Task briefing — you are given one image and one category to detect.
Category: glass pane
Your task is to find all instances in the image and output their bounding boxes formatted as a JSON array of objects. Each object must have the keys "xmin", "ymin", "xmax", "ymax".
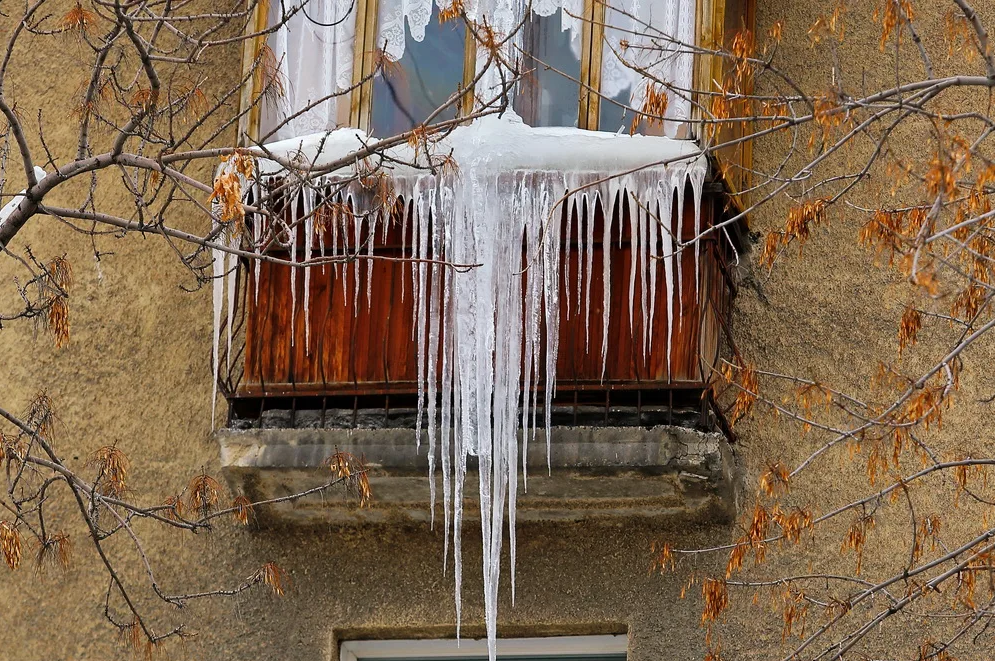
[
  {"xmin": 371, "ymin": 8, "xmax": 466, "ymax": 137},
  {"xmin": 598, "ymin": 88, "xmax": 633, "ymax": 135},
  {"xmin": 515, "ymin": 10, "xmax": 582, "ymax": 128},
  {"xmin": 375, "ymin": 657, "xmax": 624, "ymax": 661},
  {"xmin": 599, "ymin": 3, "xmax": 680, "ymax": 136}
]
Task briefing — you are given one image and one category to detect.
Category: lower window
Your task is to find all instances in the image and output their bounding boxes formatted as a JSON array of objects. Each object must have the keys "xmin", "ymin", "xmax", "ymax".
[{"xmin": 340, "ymin": 635, "xmax": 627, "ymax": 661}]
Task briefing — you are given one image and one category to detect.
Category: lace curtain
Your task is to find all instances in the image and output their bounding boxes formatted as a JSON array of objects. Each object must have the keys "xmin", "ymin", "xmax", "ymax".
[
  {"xmin": 377, "ymin": 0, "xmax": 693, "ymax": 136},
  {"xmin": 260, "ymin": 0, "xmax": 695, "ymax": 140},
  {"xmin": 258, "ymin": 0, "xmax": 357, "ymax": 141},
  {"xmin": 602, "ymin": 1, "xmax": 695, "ymax": 137}
]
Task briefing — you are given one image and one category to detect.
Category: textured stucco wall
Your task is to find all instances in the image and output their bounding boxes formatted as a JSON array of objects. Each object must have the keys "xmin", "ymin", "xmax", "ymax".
[
  {"xmin": 2, "ymin": 1, "xmax": 995, "ymax": 660},
  {"xmin": 715, "ymin": 0, "xmax": 995, "ymax": 658}
]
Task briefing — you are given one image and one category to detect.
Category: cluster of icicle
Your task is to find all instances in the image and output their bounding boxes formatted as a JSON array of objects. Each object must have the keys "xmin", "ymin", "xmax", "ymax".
[{"xmin": 211, "ymin": 117, "xmax": 706, "ymax": 660}]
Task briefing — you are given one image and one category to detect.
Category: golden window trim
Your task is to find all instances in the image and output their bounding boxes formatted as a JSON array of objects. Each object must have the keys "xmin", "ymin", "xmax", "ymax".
[
  {"xmin": 237, "ymin": 0, "xmax": 754, "ymax": 144},
  {"xmin": 349, "ymin": 0, "xmax": 378, "ymax": 131},
  {"xmin": 238, "ymin": 0, "xmax": 272, "ymax": 146},
  {"xmin": 693, "ymin": 0, "xmax": 756, "ymax": 208},
  {"xmin": 577, "ymin": 0, "xmax": 604, "ymax": 130}
]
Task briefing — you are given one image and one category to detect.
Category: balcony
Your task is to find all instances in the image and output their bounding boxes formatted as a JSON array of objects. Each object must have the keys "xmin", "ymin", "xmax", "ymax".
[{"xmin": 215, "ymin": 113, "xmax": 745, "ymax": 525}]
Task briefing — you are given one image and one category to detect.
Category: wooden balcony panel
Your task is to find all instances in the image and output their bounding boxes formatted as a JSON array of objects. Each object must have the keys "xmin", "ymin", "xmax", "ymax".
[{"xmin": 239, "ymin": 191, "xmax": 729, "ymax": 398}]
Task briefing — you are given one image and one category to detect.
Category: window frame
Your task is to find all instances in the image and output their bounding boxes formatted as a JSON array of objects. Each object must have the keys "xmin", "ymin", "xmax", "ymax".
[
  {"xmin": 348, "ymin": 0, "xmax": 604, "ymax": 133},
  {"xmin": 693, "ymin": 0, "xmax": 757, "ymax": 205},
  {"xmin": 238, "ymin": 0, "xmax": 756, "ymax": 147},
  {"xmin": 339, "ymin": 635, "xmax": 628, "ymax": 661}
]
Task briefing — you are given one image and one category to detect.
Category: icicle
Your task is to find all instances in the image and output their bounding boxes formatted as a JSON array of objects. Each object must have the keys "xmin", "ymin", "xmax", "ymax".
[
  {"xmin": 400, "ymin": 190, "xmax": 410, "ymax": 303},
  {"xmin": 562, "ymin": 193, "xmax": 573, "ymax": 322},
  {"xmin": 303, "ymin": 190, "xmax": 314, "ymax": 351},
  {"xmin": 638, "ymin": 186, "xmax": 655, "ymax": 356},
  {"xmin": 289, "ymin": 192, "xmax": 299, "ymax": 346},
  {"xmin": 330, "ymin": 195, "xmax": 340, "ymax": 281},
  {"xmin": 252, "ymin": 180, "xmax": 262, "ymax": 306},
  {"xmin": 647, "ymin": 191, "xmax": 658, "ymax": 355},
  {"xmin": 426, "ymin": 178, "xmax": 442, "ymax": 529},
  {"xmin": 340, "ymin": 199, "xmax": 349, "ymax": 307},
  {"xmin": 575, "ymin": 197, "xmax": 583, "ymax": 315},
  {"xmin": 366, "ymin": 211, "xmax": 376, "ymax": 309},
  {"xmin": 675, "ymin": 171, "xmax": 688, "ymax": 370},
  {"xmin": 410, "ymin": 203, "xmax": 420, "ymax": 332},
  {"xmin": 440, "ymin": 178, "xmax": 456, "ymax": 572},
  {"xmin": 600, "ymin": 181, "xmax": 616, "ymax": 380},
  {"xmin": 415, "ymin": 177, "xmax": 432, "ymax": 454},
  {"xmin": 318, "ymin": 186, "xmax": 327, "ymax": 278},
  {"xmin": 542, "ymin": 175, "xmax": 563, "ymax": 475},
  {"xmin": 584, "ymin": 188, "xmax": 595, "ymax": 353},
  {"xmin": 211, "ymin": 229, "xmax": 223, "ymax": 427},
  {"xmin": 520, "ymin": 174, "xmax": 541, "ymax": 490},
  {"xmin": 690, "ymin": 164, "xmax": 706, "ymax": 304},
  {"xmin": 225, "ymin": 243, "xmax": 236, "ymax": 373},
  {"xmin": 675, "ymin": 174, "xmax": 684, "ymax": 323},
  {"xmin": 453, "ymin": 360, "xmax": 465, "ymax": 641},
  {"xmin": 627, "ymin": 185, "xmax": 638, "ymax": 336},
  {"xmin": 661, "ymin": 178, "xmax": 675, "ymax": 381},
  {"xmin": 353, "ymin": 210, "xmax": 362, "ymax": 310}
]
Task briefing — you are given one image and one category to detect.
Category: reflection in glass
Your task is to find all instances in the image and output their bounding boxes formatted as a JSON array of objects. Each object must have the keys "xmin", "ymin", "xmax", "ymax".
[
  {"xmin": 598, "ymin": 89, "xmax": 634, "ymax": 134},
  {"xmin": 515, "ymin": 10, "xmax": 581, "ymax": 128},
  {"xmin": 371, "ymin": 9, "xmax": 466, "ymax": 137}
]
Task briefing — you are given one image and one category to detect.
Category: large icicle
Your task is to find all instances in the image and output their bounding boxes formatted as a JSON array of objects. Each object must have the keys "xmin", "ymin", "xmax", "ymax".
[
  {"xmin": 210, "ymin": 233, "xmax": 223, "ymax": 426},
  {"xmin": 600, "ymin": 181, "xmax": 617, "ymax": 379},
  {"xmin": 289, "ymin": 196, "xmax": 299, "ymax": 346},
  {"xmin": 238, "ymin": 114, "xmax": 709, "ymax": 661}
]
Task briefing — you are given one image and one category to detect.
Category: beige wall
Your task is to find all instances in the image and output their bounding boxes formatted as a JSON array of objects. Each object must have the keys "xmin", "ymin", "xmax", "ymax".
[{"xmin": 2, "ymin": 1, "xmax": 995, "ymax": 660}]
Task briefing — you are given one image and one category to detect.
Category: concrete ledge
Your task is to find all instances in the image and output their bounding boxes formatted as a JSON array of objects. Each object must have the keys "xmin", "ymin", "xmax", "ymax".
[{"xmin": 217, "ymin": 425, "xmax": 737, "ymax": 525}]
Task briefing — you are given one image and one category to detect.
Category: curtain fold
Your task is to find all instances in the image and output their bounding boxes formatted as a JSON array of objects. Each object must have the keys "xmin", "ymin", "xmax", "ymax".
[{"xmin": 259, "ymin": 0, "xmax": 357, "ymax": 141}]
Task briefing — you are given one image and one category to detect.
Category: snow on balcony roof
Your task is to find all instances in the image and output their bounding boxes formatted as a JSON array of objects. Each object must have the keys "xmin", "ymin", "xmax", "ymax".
[{"xmin": 251, "ymin": 111, "xmax": 706, "ymax": 178}]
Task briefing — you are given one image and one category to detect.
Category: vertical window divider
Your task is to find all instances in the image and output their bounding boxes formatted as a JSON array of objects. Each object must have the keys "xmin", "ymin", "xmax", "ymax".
[
  {"xmin": 693, "ymin": 0, "xmax": 729, "ymax": 144},
  {"xmin": 461, "ymin": 26, "xmax": 477, "ymax": 119},
  {"xmin": 350, "ymin": 0, "xmax": 379, "ymax": 132},
  {"xmin": 239, "ymin": 0, "xmax": 271, "ymax": 145},
  {"xmin": 578, "ymin": 0, "xmax": 605, "ymax": 130}
]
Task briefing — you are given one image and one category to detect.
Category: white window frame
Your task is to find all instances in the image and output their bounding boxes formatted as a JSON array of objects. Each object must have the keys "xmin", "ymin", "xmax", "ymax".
[{"xmin": 340, "ymin": 635, "xmax": 628, "ymax": 661}]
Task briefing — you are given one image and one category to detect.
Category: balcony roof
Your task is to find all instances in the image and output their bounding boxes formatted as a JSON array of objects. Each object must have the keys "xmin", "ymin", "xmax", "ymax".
[{"xmin": 249, "ymin": 112, "xmax": 707, "ymax": 180}]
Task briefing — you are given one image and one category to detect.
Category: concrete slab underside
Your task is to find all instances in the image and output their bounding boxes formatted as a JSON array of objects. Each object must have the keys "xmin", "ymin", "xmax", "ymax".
[{"xmin": 218, "ymin": 425, "xmax": 739, "ymax": 526}]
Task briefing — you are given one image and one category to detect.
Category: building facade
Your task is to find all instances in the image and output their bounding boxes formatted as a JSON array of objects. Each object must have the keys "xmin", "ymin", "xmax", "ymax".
[{"xmin": 2, "ymin": 1, "xmax": 994, "ymax": 660}]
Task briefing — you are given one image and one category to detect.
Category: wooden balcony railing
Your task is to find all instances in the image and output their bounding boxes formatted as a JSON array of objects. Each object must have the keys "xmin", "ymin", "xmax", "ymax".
[{"xmin": 222, "ymin": 182, "xmax": 738, "ymax": 424}]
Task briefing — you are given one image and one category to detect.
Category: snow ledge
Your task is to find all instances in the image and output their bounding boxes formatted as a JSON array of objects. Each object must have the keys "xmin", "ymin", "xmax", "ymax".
[{"xmin": 251, "ymin": 113, "xmax": 706, "ymax": 179}]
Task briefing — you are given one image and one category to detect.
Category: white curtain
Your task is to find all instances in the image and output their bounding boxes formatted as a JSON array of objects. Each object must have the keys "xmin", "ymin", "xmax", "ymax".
[
  {"xmin": 259, "ymin": 0, "xmax": 357, "ymax": 141},
  {"xmin": 260, "ymin": 0, "xmax": 695, "ymax": 139},
  {"xmin": 601, "ymin": 0, "xmax": 696, "ymax": 137}
]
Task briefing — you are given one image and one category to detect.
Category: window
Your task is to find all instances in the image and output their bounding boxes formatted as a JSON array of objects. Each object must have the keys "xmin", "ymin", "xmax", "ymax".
[
  {"xmin": 370, "ymin": 3, "xmax": 467, "ymax": 137},
  {"xmin": 247, "ymin": 0, "xmax": 704, "ymax": 141},
  {"xmin": 339, "ymin": 635, "xmax": 627, "ymax": 661},
  {"xmin": 352, "ymin": 0, "xmax": 696, "ymax": 135},
  {"xmin": 515, "ymin": 10, "xmax": 583, "ymax": 128}
]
